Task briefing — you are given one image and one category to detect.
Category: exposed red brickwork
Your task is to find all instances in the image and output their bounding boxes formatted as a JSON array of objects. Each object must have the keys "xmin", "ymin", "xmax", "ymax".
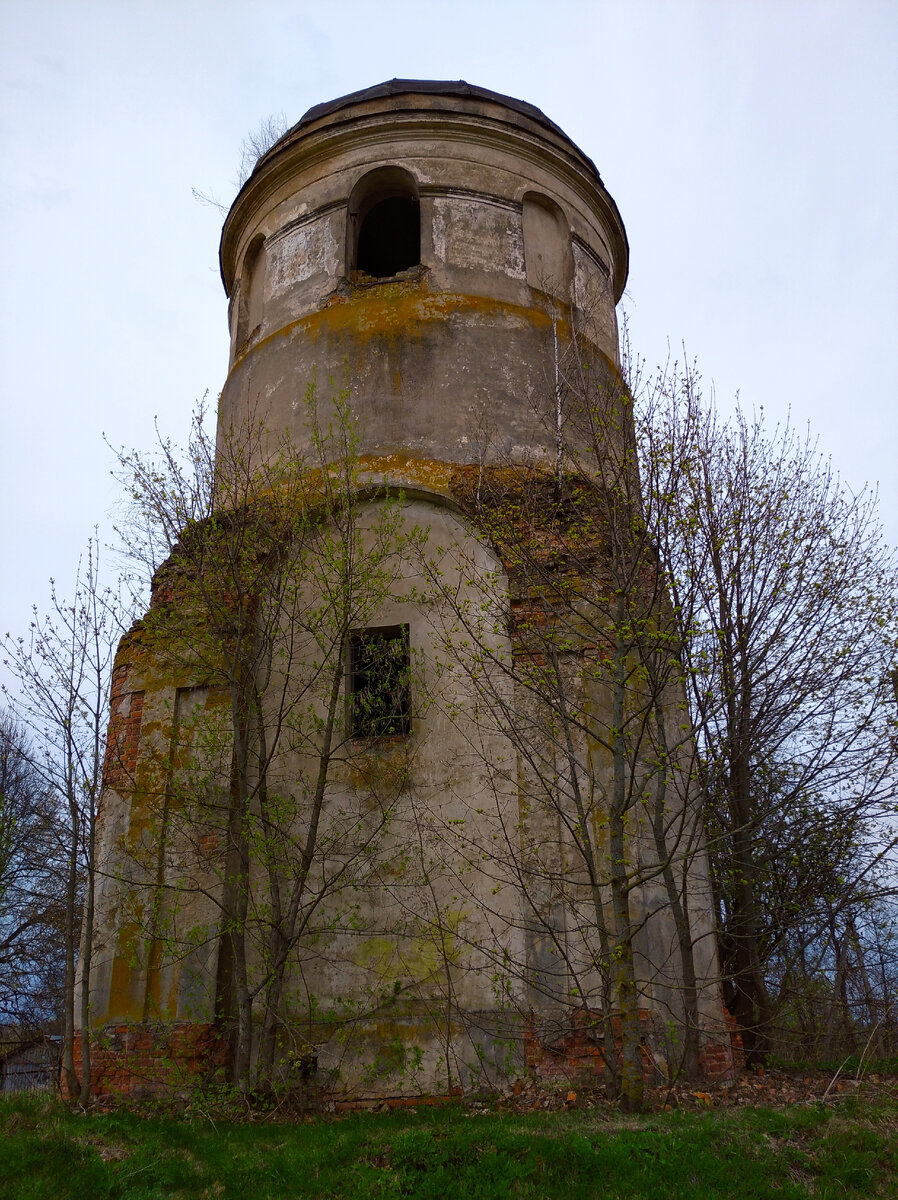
[
  {"xmin": 525, "ymin": 1008, "xmax": 738, "ymax": 1084},
  {"xmin": 68, "ymin": 1010, "xmax": 738, "ymax": 1101},
  {"xmin": 526, "ymin": 1008, "xmax": 642, "ymax": 1081},
  {"xmin": 64, "ymin": 1023, "xmax": 229, "ymax": 1098},
  {"xmin": 725, "ymin": 1009, "xmax": 745, "ymax": 1070},
  {"xmin": 698, "ymin": 1040, "xmax": 734, "ymax": 1080},
  {"xmin": 103, "ymin": 665, "xmax": 144, "ymax": 793}
]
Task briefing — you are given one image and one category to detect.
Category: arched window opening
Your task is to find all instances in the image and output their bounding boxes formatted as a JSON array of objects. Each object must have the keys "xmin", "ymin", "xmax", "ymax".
[{"xmin": 348, "ymin": 167, "xmax": 420, "ymax": 280}]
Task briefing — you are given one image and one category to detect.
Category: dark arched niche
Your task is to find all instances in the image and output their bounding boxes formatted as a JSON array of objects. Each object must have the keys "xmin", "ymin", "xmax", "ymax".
[{"xmin": 348, "ymin": 167, "xmax": 420, "ymax": 279}]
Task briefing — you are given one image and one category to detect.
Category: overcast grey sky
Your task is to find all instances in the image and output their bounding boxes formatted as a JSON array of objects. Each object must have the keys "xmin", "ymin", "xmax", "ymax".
[{"xmin": 1, "ymin": 0, "xmax": 896, "ymax": 650}]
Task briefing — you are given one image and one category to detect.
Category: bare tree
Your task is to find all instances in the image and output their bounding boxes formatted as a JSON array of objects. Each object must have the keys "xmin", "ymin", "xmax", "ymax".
[
  {"xmin": 2, "ymin": 542, "xmax": 121, "ymax": 1102},
  {"xmin": 0, "ymin": 712, "xmax": 66, "ymax": 1034},
  {"xmin": 236, "ymin": 113, "xmax": 289, "ymax": 187},
  {"xmin": 636, "ymin": 358, "xmax": 898, "ymax": 1063},
  {"xmin": 110, "ymin": 388, "xmax": 425, "ymax": 1092},
  {"xmin": 417, "ymin": 336, "xmax": 720, "ymax": 1109},
  {"xmin": 192, "ymin": 114, "xmax": 291, "ymax": 214}
]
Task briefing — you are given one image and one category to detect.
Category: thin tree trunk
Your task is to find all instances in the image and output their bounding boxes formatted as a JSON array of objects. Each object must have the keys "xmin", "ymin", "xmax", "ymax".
[
  {"xmin": 62, "ymin": 795, "xmax": 79, "ymax": 1100},
  {"xmin": 653, "ymin": 828, "xmax": 700, "ymax": 1079},
  {"xmin": 848, "ymin": 916, "xmax": 886, "ymax": 1059},
  {"xmin": 728, "ymin": 727, "xmax": 771, "ymax": 1064},
  {"xmin": 610, "ymin": 613, "xmax": 642, "ymax": 1111},
  {"xmin": 255, "ymin": 652, "xmax": 344, "ymax": 1087},
  {"xmin": 822, "ymin": 917, "xmax": 849, "ymax": 1059},
  {"xmin": 256, "ymin": 930, "xmax": 287, "ymax": 1086},
  {"xmin": 225, "ymin": 686, "xmax": 254, "ymax": 1091},
  {"xmin": 550, "ymin": 648, "xmax": 620, "ymax": 1100},
  {"xmin": 651, "ymin": 707, "xmax": 700, "ymax": 1080},
  {"xmin": 78, "ymin": 809, "xmax": 96, "ymax": 1106}
]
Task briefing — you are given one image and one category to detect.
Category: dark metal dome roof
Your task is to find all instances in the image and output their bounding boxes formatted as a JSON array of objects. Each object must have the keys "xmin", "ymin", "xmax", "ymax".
[
  {"xmin": 297, "ymin": 79, "xmax": 570, "ymax": 142},
  {"xmin": 279, "ymin": 78, "xmax": 602, "ymax": 183}
]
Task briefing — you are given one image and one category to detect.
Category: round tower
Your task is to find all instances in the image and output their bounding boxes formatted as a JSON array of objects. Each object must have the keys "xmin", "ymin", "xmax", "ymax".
[{"xmin": 81, "ymin": 82, "xmax": 736, "ymax": 1103}]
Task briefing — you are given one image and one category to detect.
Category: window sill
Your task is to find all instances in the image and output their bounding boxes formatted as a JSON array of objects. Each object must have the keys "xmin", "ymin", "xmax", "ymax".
[{"xmin": 347, "ymin": 264, "xmax": 428, "ymax": 289}]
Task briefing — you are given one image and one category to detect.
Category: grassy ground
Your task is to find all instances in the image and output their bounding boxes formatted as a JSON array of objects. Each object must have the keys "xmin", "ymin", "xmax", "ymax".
[{"xmin": 2, "ymin": 1091, "xmax": 897, "ymax": 1199}]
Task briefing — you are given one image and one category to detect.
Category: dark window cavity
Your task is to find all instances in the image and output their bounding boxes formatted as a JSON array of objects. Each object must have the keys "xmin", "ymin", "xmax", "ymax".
[
  {"xmin": 349, "ymin": 625, "xmax": 411, "ymax": 738},
  {"xmin": 357, "ymin": 196, "xmax": 420, "ymax": 278},
  {"xmin": 347, "ymin": 167, "xmax": 420, "ymax": 280}
]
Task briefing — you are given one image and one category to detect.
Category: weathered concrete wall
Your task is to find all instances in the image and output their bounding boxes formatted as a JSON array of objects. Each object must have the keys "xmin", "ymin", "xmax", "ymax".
[
  {"xmin": 80, "ymin": 82, "xmax": 737, "ymax": 1100},
  {"xmin": 84, "ymin": 490, "xmax": 735, "ymax": 1096}
]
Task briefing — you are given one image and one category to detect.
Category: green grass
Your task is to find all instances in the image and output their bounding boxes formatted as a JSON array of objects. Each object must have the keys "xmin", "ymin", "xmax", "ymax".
[{"xmin": 1, "ymin": 1093, "xmax": 896, "ymax": 1199}]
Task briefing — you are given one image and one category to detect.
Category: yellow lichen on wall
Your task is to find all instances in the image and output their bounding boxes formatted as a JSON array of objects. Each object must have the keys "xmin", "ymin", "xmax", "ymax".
[
  {"xmin": 104, "ymin": 922, "xmax": 146, "ymax": 1024},
  {"xmin": 229, "ymin": 288, "xmax": 559, "ymax": 377},
  {"xmin": 352, "ymin": 909, "xmax": 466, "ymax": 987},
  {"xmin": 356, "ymin": 454, "xmax": 456, "ymax": 496}
]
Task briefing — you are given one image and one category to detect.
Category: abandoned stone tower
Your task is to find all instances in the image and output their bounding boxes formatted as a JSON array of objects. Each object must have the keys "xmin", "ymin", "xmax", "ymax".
[{"xmin": 82, "ymin": 81, "xmax": 736, "ymax": 1098}]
